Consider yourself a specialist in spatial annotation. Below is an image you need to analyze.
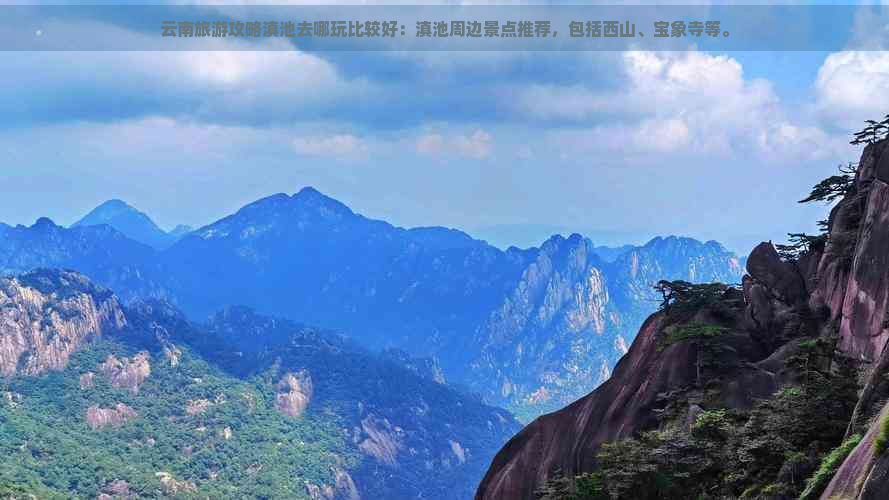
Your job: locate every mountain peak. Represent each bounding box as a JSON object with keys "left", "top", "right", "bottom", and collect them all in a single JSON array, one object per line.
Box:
[
  {"left": 291, "top": 187, "right": 354, "bottom": 216},
  {"left": 72, "top": 199, "right": 172, "bottom": 250},
  {"left": 294, "top": 186, "right": 323, "bottom": 198},
  {"left": 32, "top": 217, "right": 59, "bottom": 230},
  {"left": 75, "top": 199, "right": 139, "bottom": 222},
  {"left": 99, "top": 198, "right": 129, "bottom": 209}
]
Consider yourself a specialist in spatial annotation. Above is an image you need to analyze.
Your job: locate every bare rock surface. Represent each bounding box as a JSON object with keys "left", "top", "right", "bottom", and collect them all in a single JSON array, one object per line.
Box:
[
  {"left": 99, "top": 352, "right": 150, "bottom": 395},
  {"left": 275, "top": 370, "right": 313, "bottom": 417},
  {"left": 0, "top": 270, "right": 126, "bottom": 377},
  {"left": 86, "top": 403, "right": 138, "bottom": 430}
]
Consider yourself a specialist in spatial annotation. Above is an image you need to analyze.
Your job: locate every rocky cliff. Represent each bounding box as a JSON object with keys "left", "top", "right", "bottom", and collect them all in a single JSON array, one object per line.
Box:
[
  {"left": 471, "top": 233, "right": 740, "bottom": 417},
  {"left": 477, "top": 135, "right": 889, "bottom": 499},
  {"left": 0, "top": 269, "right": 126, "bottom": 377}
]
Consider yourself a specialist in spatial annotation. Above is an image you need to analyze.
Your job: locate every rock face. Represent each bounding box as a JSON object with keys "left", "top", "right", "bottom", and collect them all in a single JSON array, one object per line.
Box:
[
  {"left": 185, "top": 398, "right": 211, "bottom": 416},
  {"left": 356, "top": 415, "right": 403, "bottom": 466},
  {"left": 307, "top": 468, "right": 360, "bottom": 500},
  {"left": 79, "top": 371, "right": 95, "bottom": 389},
  {"left": 275, "top": 370, "right": 313, "bottom": 418},
  {"left": 0, "top": 189, "right": 742, "bottom": 417},
  {"left": 478, "top": 302, "right": 778, "bottom": 499},
  {"left": 99, "top": 352, "right": 151, "bottom": 395},
  {"left": 86, "top": 403, "right": 138, "bottom": 430},
  {"left": 155, "top": 472, "right": 197, "bottom": 495},
  {"left": 477, "top": 138, "right": 889, "bottom": 500},
  {"left": 0, "top": 269, "right": 126, "bottom": 377},
  {"left": 470, "top": 234, "right": 741, "bottom": 414},
  {"left": 97, "top": 479, "right": 135, "bottom": 500}
]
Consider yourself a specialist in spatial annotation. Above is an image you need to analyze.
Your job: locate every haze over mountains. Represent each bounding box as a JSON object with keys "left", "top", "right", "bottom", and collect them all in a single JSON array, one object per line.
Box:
[
  {"left": 71, "top": 199, "right": 193, "bottom": 250},
  {"left": 0, "top": 188, "right": 742, "bottom": 417}
]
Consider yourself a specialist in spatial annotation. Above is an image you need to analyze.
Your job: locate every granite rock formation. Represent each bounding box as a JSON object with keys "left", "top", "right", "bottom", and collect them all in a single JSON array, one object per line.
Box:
[
  {"left": 0, "top": 269, "right": 126, "bottom": 377},
  {"left": 477, "top": 137, "right": 889, "bottom": 500}
]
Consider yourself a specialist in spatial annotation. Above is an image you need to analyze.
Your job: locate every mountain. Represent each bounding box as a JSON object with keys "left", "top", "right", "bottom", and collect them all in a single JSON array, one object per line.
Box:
[
  {"left": 0, "top": 217, "right": 163, "bottom": 301},
  {"left": 0, "top": 188, "right": 742, "bottom": 419},
  {"left": 476, "top": 136, "right": 889, "bottom": 499},
  {"left": 168, "top": 224, "right": 194, "bottom": 239},
  {"left": 72, "top": 199, "right": 186, "bottom": 250},
  {"left": 156, "top": 188, "right": 740, "bottom": 416},
  {"left": 470, "top": 233, "right": 741, "bottom": 419},
  {"left": 0, "top": 269, "right": 518, "bottom": 499},
  {"left": 589, "top": 244, "right": 635, "bottom": 263}
]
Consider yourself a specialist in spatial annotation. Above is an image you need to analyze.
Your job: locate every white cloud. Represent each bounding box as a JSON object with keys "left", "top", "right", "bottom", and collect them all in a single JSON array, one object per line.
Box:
[
  {"left": 292, "top": 134, "right": 367, "bottom": 158},
  {"left": 634, "top": 118, "right": 691, "bottom": 153},
  {"left": 0, "top": 21, "right": 379, "bottom": 127},
  {"left": 815, "top": 51, "right": 889, "bottom": 130},
  {"left": 452, "top": 129, "right": 492, "bottom": 159},
  {"left": 415, "top": 129, "right": 493, "bottom": 160},
  {"left": 756, "top": 122, "right": 845, "bottom": 162},
  {"left": 532, "top": 50, "right": 842, "bottom": 162}
]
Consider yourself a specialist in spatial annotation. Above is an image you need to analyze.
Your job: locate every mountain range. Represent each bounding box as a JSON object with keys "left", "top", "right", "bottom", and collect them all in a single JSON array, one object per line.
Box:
[{"left": 0, "top": 188, "right": 742, "bottom": 419}]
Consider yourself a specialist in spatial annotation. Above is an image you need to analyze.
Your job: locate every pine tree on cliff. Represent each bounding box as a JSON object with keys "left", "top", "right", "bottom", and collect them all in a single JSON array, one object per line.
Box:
[{"left": 798, "top": 162, "right": 856, "bottom": 204}]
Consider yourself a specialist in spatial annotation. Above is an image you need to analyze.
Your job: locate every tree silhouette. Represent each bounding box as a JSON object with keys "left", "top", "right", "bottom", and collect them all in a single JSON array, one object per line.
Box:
[
  {"left": 798, "top": 162, "right": 857, "bottom": 204},
  {"left": 850, "top": 115, "right": 889, "bottom": 145},
  {"left": 775, "top": 232, "right": 827, "bottom": 262}
]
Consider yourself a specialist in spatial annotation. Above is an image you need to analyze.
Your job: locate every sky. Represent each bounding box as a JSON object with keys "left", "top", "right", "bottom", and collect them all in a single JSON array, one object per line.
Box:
[{"left": 1, "top": 1, "right": 888, "bottom": 255}]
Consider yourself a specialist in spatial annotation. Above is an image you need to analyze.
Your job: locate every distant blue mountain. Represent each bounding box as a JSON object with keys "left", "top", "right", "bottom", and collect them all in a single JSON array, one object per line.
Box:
[
  {"left": 72, "top": 199, "right": 187, "bottom": 250},
  {"left": 0, "top": 187, "right": 743, "bottom": 418}
]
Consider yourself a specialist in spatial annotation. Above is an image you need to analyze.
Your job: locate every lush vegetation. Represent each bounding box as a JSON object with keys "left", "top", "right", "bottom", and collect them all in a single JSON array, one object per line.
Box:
[
  {"left": 850, "top": 115, "right": 889, "bottom": 145},
  {"left": 0, "top": 339, "right": 357, "bottom": 499},
  {"left": 874, "top": 413, "right": 889, "bottom": 456},
  {"left": 536, "top": 364, "right": 858, "bottom": 499},
  {"left": 654, "top": 280, "right": 741, "bottom": 320},
  {"left": 658, "top": 322, "right": 728, "bottom": 352},
  {"left": 0, "top": 299, "right": 519, "bottom": 500}
]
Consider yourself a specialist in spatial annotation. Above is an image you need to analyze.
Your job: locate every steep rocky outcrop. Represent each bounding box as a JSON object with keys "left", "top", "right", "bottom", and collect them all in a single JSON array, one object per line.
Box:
[
  {"left": 86, "top": 403, "right": 138, "bottom": 430},
  {"left": 477, "top": 289, "right": 783, "bottom": 499},
  {"left": 155, "top": 472, "right": 197, "bottom": 495},
  {"left": 477, "top": 137, "right": 889, "bottom": 500},
  {"left": 471, "top": 234, "right": 741, "bottom": 415},
  {"left": 356, "top": 415, "right": 403, "bottom": 466},
  {"left": 307, "top": 468, "right": 360, "bottom": 500},
  {"left": 97, "top": 479, "right": 135, "bottom": 500},
  {"left": 99, "top": 352, "right": 150, "bottom": 395},
  {"left": 79, "top": 371, "right": 95, "bottom": 389},
  {"left": 0, "top": 269, "right": 126, "bottom": 377},
  {"left": 275, "top": 370, "right": 313, "bottom": 418}
]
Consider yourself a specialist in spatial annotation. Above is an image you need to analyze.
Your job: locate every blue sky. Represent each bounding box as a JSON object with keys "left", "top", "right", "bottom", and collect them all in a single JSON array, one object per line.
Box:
[{"left": 1, "top": 1, "right": 888, "bottom": 255}]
